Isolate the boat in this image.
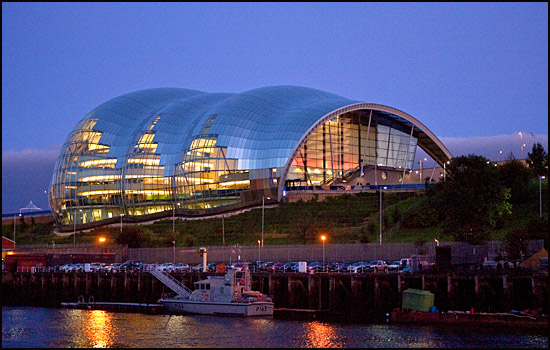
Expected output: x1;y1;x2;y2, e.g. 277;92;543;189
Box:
155;267;274;316
389;308;548;332
389;288;548;332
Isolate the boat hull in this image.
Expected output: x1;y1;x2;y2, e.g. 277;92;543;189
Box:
390;309;548;332
159;299;274;316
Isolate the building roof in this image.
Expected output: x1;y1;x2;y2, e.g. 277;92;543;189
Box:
54;85;451;180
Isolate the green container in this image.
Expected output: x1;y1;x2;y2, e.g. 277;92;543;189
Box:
402;288;435;312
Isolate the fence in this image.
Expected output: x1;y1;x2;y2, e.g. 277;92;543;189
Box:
125;240;544;266
17;240;544;266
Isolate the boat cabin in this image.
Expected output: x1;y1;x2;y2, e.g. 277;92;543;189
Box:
189;268;255;303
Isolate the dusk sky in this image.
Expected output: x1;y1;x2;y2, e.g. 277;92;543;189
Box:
2;2;548;214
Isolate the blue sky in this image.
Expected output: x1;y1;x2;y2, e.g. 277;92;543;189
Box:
2;2;548;213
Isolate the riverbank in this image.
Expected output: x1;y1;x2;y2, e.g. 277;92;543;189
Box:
3;270;548;322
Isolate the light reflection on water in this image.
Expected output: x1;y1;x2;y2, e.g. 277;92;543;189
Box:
302;321;342;348
2;307;547;348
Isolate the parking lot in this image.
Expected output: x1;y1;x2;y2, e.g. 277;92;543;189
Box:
15;259;418;274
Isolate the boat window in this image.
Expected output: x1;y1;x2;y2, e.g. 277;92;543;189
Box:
206;284;210;290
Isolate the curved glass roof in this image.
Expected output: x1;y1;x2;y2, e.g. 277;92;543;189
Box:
55;85;452;182
50;85;452;230
61;86;359;177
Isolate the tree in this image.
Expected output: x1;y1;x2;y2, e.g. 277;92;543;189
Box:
430;154;512;243
527;142;548;177
116;225;153;248
290;198;327;244
497;159;532;204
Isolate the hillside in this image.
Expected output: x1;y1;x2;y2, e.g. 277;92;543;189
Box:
5;179;547;248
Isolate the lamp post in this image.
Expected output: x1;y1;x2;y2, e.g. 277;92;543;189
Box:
379;186;387;245
173;202;181;232
518;132;527;159
120;212;124;235
419;157;427;184
258;240;261;261
73;209;82;246
540;176;546;217
434;238;439;247
172;241;176;263
261;196;270;247
13;213;22;245
321;235;326;272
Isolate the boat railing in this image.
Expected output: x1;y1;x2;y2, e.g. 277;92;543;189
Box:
149;270;193;298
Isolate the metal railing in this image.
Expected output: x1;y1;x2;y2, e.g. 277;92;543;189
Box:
149;269;192;297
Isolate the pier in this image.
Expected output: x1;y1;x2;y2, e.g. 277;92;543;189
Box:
3;270;547;320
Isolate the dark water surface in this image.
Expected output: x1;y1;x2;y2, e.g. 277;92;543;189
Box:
2;307;547;348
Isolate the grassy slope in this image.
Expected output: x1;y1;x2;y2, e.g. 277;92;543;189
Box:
4;181;546;247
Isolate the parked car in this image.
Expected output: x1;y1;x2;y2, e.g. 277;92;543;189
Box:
67;263;84;272
142;263;158;272
191;263;204;272
119;260;143;272
231;263;246;271
267;262;283;272
248;261;264;272
58;263;72;272
260;262;276;271
105;263;122;273
348;261;371;273
400;258;411;273
174;263;189;272
306;262;326;273
482;259;500;269
365;260;388;273
388;261;401;271
333;261;352;272
192;263;215;272
156;263;175;272
277;262;298;272
89;262;106;272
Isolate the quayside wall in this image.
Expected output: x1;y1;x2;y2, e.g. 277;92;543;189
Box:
2;271;547;320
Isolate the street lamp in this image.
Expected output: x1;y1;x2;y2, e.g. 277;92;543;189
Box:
321;235;326;272
258;240;261;261
173;202;181;232
434;238;439;247
518;132;523;158
379;186;387;245
540;176;546;217
73;209;82;246
172;240;176;264
261;196;271;247
13;213;22;245
419;158;427;184
120;212;124;235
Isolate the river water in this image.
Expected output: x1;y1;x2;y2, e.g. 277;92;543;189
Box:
2;307;547;348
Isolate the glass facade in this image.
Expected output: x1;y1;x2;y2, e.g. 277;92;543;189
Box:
286;112;418;186
49;86;448;231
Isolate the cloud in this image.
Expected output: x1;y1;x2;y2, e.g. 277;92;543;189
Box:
414;133;548;168
2;146;61;214
441;133;548;160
